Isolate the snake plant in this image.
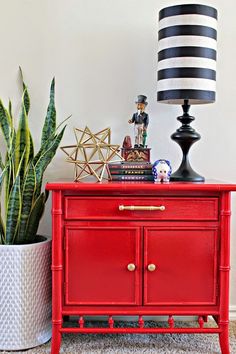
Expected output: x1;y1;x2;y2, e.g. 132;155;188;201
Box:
0;70;68;244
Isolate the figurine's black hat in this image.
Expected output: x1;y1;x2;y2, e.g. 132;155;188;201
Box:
135;95;148;105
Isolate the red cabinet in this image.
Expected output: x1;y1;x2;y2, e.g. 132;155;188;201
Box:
144;227;218;306
46;181;236;354
64;226;141;305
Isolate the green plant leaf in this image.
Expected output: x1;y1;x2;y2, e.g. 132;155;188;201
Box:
16;162;36;244
0;153;4;170
5;174;21;244
33;129;58;165
29;132;34;161
3;146;17;216
5;150;25;244
4;153;12;213
0;212;5;244
41;78;56;148
24;192;45;243
15;93;30;177
0;72;68;244
0;100;11;148
8;99;13;129
45;188;49;203
0;169;6;242
34;125;66;198
4;133;18;211
33;116;71;165
0;184;6;244
55;114;71;132
0;164;7;193
19;67;30;115
10;127;16;155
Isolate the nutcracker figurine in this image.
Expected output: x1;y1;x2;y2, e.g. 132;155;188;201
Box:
121;95;151;162
128;95;149;147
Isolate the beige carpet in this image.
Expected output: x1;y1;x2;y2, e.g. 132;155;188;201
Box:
2;321;236;353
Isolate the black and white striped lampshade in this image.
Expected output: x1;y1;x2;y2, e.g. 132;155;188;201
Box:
157;4;217;104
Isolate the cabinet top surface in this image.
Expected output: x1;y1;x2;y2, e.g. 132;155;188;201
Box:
46;180;236;192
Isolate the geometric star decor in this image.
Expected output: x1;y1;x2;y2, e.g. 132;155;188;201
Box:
60;126;124;182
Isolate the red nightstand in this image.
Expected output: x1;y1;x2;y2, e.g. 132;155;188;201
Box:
46;181;236;354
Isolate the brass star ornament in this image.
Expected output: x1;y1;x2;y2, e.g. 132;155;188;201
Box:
61;126;124;182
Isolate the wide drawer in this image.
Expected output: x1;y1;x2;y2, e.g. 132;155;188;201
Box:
64;196;218;221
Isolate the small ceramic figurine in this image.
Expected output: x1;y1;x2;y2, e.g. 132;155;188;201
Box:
128;95;149;148
152;159;172;182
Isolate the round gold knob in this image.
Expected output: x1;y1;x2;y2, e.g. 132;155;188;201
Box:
127;263;136;272
147;264;156;272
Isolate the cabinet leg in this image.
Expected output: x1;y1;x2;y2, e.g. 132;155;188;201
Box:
219;325;230;354
51;324;61;354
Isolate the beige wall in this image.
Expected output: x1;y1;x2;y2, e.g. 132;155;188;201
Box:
0;0;235;316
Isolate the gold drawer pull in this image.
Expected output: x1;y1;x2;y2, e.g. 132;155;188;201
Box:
119;205;165;211
127;263;136;272
147;264;156;272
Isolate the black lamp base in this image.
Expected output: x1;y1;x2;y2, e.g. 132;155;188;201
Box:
170;100;204;182
170;165;205;182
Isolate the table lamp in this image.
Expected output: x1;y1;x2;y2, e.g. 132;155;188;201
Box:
157;4;217;182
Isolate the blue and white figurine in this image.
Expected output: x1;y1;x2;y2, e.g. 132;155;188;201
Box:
152;159;172;182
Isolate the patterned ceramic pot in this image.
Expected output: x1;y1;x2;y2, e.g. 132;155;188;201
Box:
0;236;52;350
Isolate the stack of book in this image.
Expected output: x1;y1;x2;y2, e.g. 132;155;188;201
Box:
108;162;154;181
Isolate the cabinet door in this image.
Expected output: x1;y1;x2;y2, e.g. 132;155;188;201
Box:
144;227;218;306
64;226;141;305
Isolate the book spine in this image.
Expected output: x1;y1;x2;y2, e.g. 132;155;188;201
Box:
110;169;153;175
109;164;152;170
111;175;154;181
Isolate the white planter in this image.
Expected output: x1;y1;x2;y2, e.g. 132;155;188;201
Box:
0;236;52;350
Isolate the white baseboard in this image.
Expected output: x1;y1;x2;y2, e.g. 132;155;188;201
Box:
230;305;236;320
